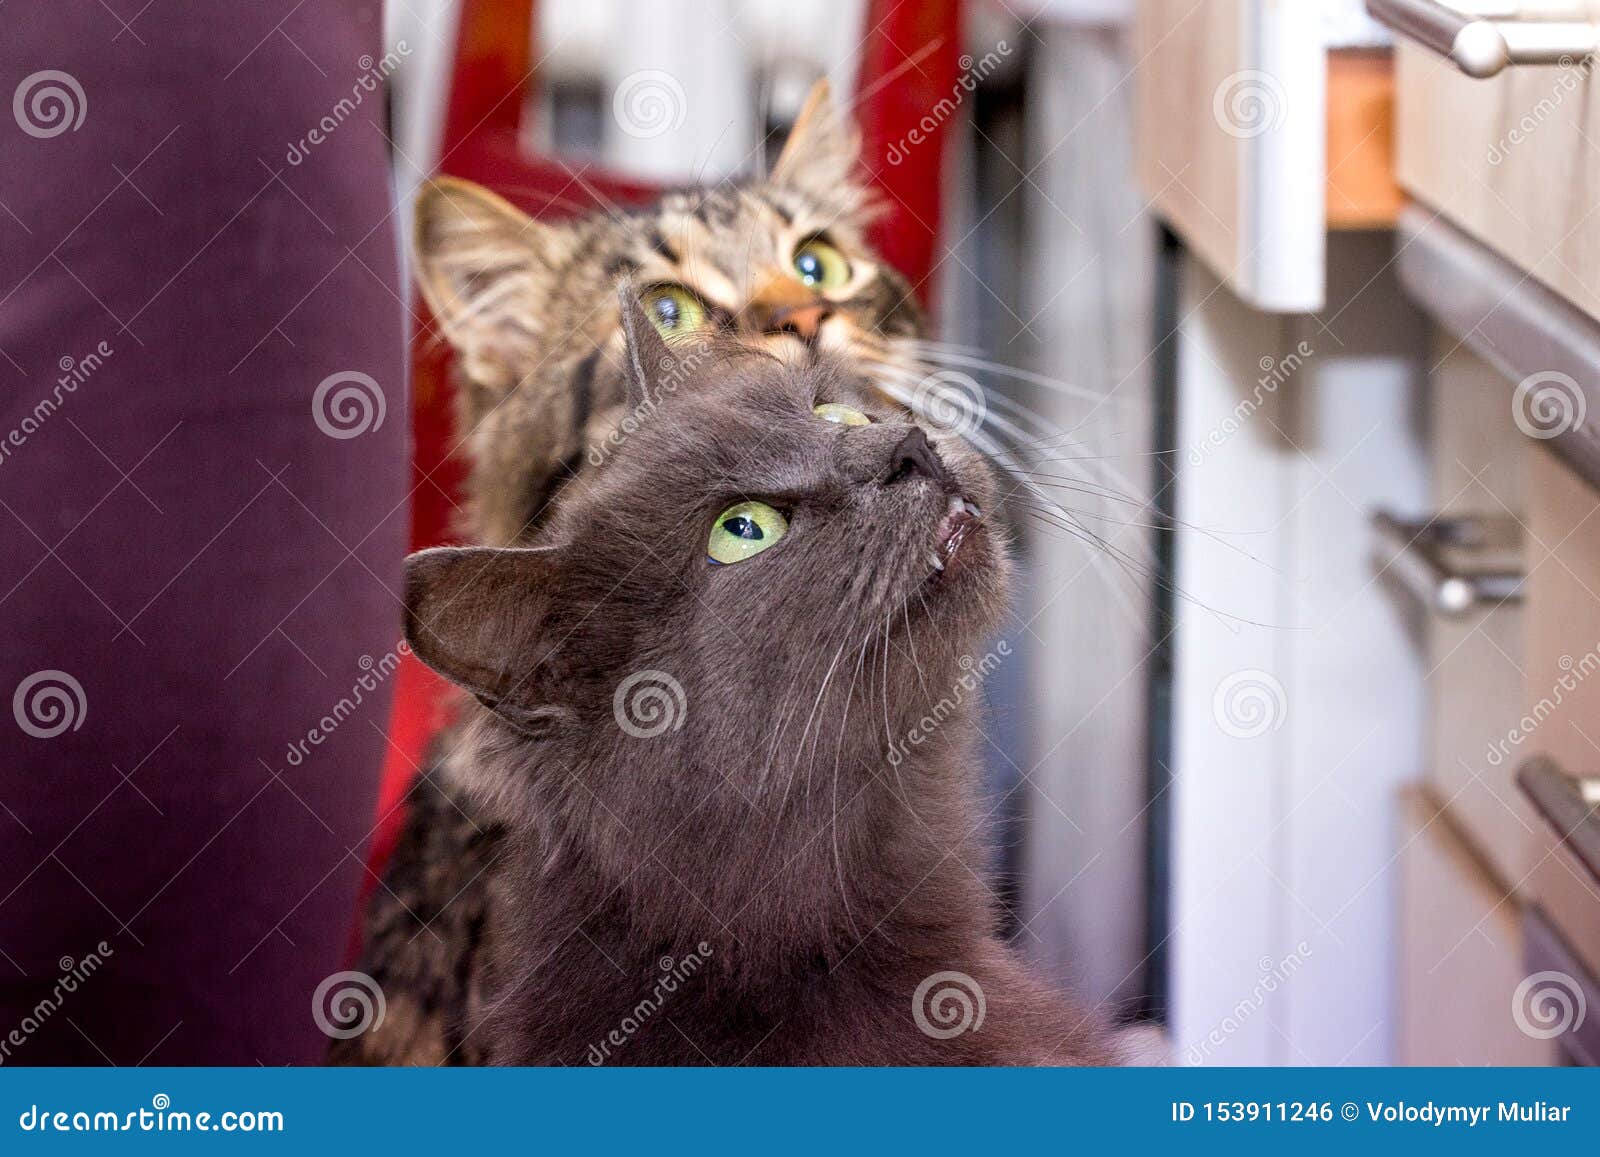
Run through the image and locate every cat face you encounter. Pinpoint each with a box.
[416,81,918,383]
[411,81,929,545]
[599,184,913,368]
[404,295,1010,903]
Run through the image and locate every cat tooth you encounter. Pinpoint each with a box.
[927,551,945,573]
[946,495,965,518]
[962,500,982,518]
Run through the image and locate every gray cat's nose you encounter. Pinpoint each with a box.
[883,427,947,486]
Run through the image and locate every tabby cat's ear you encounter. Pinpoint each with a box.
[404,546,564,726]
[413,178,564,388]
[616,283,682,411]
[771,78,863,207]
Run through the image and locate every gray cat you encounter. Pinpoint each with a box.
[338,295,1111,1065]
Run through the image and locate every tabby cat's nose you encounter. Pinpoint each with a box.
[768,303,831,342]
[883,427,947,486]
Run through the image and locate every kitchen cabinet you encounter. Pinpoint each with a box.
[1135,0,1600,1065]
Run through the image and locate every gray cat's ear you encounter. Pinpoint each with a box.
[772,79,863,205]
[414,178,566,390]
[404,546,564,725]
[615,283,680,411]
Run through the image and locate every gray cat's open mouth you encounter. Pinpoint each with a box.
[926,494,985,579]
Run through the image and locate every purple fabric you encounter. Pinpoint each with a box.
[0,1,407,1063]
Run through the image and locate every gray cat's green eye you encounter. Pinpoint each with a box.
[791,238,850,290]
[708,501,788,565]
[641,284,708,339]
[813,402,871,427]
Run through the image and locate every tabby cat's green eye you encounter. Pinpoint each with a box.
[813,402,872,427]
[791,238,850,290]
[707,501,789,565]
[641,284,708,339]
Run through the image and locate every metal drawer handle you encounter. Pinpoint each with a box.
[1370,511,1523,615]
[1366,0,1599,78]
[1522,905,1600,1066]
[1518,756,1600,888]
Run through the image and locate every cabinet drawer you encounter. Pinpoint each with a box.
[1134,0,1326,310]
[1522,903,1600,1065]
[1396,213,1600,888]
[1397,789,1554,1065]
[1519,757,1600,990]
[1392,4,1600,324]
[1523,447,1600,779]
[1421,338,1540,884]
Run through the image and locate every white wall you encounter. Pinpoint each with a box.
[1170,232,1429,1064]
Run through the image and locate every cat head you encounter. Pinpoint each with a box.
[416,81,916,385]
[403,291,1009,945]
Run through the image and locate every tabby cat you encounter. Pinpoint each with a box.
[334,81,957,1065]
[351,295,1109,1064]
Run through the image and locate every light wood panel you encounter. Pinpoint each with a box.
[1134,0,1327,310]
[1424,338,1540,886]
[1523,446,1600,780]
[1397,789,1554,1065]
[1521,447,1600,981]
[1394,8,1600,324]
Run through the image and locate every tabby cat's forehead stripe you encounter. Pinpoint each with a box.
[571,347,600,437]
[763,195,794,226]
[603,256,641,282]
[648,230,677,262]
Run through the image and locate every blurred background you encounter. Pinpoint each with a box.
[3,0,1597,1066]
